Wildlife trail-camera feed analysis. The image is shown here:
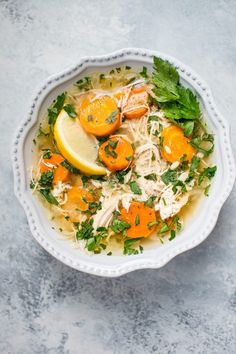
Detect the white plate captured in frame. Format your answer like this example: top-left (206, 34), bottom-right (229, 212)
top-left (11, 48), bottom-right (236, 277)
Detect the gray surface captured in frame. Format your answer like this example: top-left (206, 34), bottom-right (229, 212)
top-left (0, 0), bottom-right (236, 353)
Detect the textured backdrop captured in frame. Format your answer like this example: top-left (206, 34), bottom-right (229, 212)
top-left (0, 0), bottom-right (236, 353)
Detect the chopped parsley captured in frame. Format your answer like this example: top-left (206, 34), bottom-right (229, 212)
top-left (144, 196), bottom-right (157, 207)
top-left (64, 104), bottom-right (77, 118)
top-left (139, 66), bottom-right (148, 78)
top-left (135, 215), bottom-right (140, 226)
top-left (106, 109), bottom-right (119, 124)
top-left (61, 160), bottom-right (80, 174)
top-left (161, 169), bottom-right (177, 185)
top-left (144, 173), bottom-right (157, 181)
top-left (198, 166), bottom-right (217, 185)
top-left (48, 93), bottom-right (65, 125)
top-left (40, 189), bottom-right (58, 205)
top-left (129, 181), bottom-right (142, 195)
top-left (75, 77), bottom-right (92, 91)
top-left (39, 171), bottom-right (54, 187)
top-left (123, 237), bottom-right (143, 255)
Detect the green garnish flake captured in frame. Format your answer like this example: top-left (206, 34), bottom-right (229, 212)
top-left (106, 109), bottom-right (119, 124)
top-left (61, 160), bottom-right (80, 175)
top-left (108, 140), bottom-right (118, 149)
top-left (64, 104), bottom-right (77, 118)
top-left (144, 173), bottom-right (157, 181)
top-left (199, 166), bottom-right (217, 185)
top-left (126, 156), bottom-right (133, 161)
top-left (139, 66), bottom-right (148, 78)
top-left (144, 196), bottom-right (156, 207)
top-left (110, 218), bottom-right (130, 234)
top-left (161, 169), bottom-right (177, 185)
top-left (129, 181), bottom-right (142, 195)
top-left (135, 215), bottom-right (140, 226)
top-left (39, 171), bottom-right (54, 187)
top-left (123, 237), bottom-right (143, 256)
top-left (75, 77), bottom-right (92, 91)
top-left (48, 92), bottom-right (66, 125)
top-left (40, 189), bottom-right (58, 205)
top-left (148, 115), bottom-right (159, 122)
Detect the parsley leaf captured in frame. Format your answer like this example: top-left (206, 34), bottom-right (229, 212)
top-left (61, 160), bottom-right (80, 174)
top-left (152, 57), bottom-right (180, 102)
top-left (135, 215), bottom-right (140, 226)
top-left (64, 104), bottom-right (77, 118)
top-left (198, 166), bottom-right (217, 185)
top-left (39, 171), bottom-right (54, 187)
top-left (139, 66), bottom-right (148, 78)
top-left (123, 237), bottom-right (143, 255)
top-left (114, 169), bottom-right (130, 184)
top-left (190, 134), bottom-right (214, 156)
top-left (40, 189), bottom-right (58, 205)
top-left (75, 77), bottom-right (92, 91)
top-left (144, 173), bottom-right (157, 181)
top-left (129, 181), bottom-right (142, 195)
top-left (106, 109), bottom-right (119, 124)
top-left (144, 196), bottom-right (157, 207)
top-left (161, 169), bottom-right (177, 185)
top-left (110, 218), bottom-right (130, 234)
top-left (48, 93), bottom-right (65, 125)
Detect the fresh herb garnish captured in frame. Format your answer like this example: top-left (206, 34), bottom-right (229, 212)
top-left (110, 218), bottom-right (130, 235)
top-left (114, 169), bottom-right (130, 184)
top-left (75, 77), bottom-right (92, 91)
top-left (104, 144), bottom-right (117, 158)
top-left (64, 104), bottom-right (77, 118)
top-left (161, 169), bottom-right (177, 185)
top-left (42, 149), bottom-right (52, 159)
top-left (106, 109), bottom-right (119, 124)
top-left (129, 181), bottom-right (142, 195)
top-left (190, 134), bottom-right (214, 156)
top-left (148, 115), bottom-right (159, 122)
top-left (82, 175), bottom-right (89, 187)
top-left (123, 237), bottom-right (143, 255)
top-left (126, 156), bottom-right (133, 161)
top-left (126, 77), bottom-right (136, 85)
top-left (169, 229), bottom-right (176, 241)
top-left (108, 140), bottom-right (118, 149)
top-left (39, 171), bottom-right (54, 187)
top-left (135, 215), bottom-right (140, 226)
top-left (48, 93), bottom-right (65, 125)
top-left (139, 66), bottom-right (148, 78)
top-left (40, 189), bottom-right (58, 205)
top-left (60, 160), bottom-right (80, 174)
top-left (144, 196), bottom-right (157, 207)
top-left (198, 166), bottom-right (217, 185)
top-left (144, 173), bottom-right (157, 181)
top-left (147, 220), bottom-right (160, 228)
top-left (152, 57), bottom-right (200, 133)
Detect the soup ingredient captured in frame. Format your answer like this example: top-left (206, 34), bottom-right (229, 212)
top-left (120, 201), bottom-right (157, 238)
top-left (98, 136), bottom-right (134, 171)
top-left (48, 93), bottom-right (66, 125)
top-left (79, 95), bottom-right (120, 137)
top-left (161, 125), bottom-right (196, 163)
top-left (40, 153), bottom-right (70, 184)
top-left (152, 57), bottom-right (200, 136)
top-left (123, 86), bottom-right (148, 119)
top-left (54, 110), bottom-right (106, 175)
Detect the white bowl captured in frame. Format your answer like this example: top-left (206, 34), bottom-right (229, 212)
top-left (12, 48), bottom-right (235, 277)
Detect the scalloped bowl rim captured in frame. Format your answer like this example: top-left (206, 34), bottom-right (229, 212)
top-left (11, 48), bottom-right (236, 277)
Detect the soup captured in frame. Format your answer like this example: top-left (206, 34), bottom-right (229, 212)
top-left (30, 57), bottom-right (216, 256)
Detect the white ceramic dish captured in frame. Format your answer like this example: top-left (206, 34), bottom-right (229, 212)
top-left (12, 48), bottom-right (235, 277)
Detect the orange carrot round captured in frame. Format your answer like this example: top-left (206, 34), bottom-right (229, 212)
top-left (79, 95), bottom-right (121, 137)
top-left (98, 136), bottom-right (134, 171)
top-left (40, 153), bottom-right (70, 184)
top-left (62, 187), bottom-right (94, 222)
top-left (161, 125), bottom-right (196, 163)
top-left (120, 201), bottom-right (157, 238)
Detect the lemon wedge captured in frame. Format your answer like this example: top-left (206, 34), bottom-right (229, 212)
top-left (54, 110), bottom-right (107, 175)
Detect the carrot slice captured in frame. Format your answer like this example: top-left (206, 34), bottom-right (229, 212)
top-left (123, 86), bottom-right (148, 119)
top-left (62, 187), bottom-right (94, 222)
top-left (40, 153), bottom-right (70, 184)
top-left (120, 201), bottom-right (157, 238)
top-left (79, 95), bottom-right (121, 137)
top-left (98, 136), bottom-right (134, 171)
top-left (65, 187), bottom-right (94, 212)
top-left (161, 125), bottom-right (196, 163)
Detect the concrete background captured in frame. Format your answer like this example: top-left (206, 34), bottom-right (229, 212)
top-left (0, 0), bottom-right (236, 353)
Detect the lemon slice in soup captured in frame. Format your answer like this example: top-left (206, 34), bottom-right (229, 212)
top-left (54, 110), bottom-right (107, 175)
